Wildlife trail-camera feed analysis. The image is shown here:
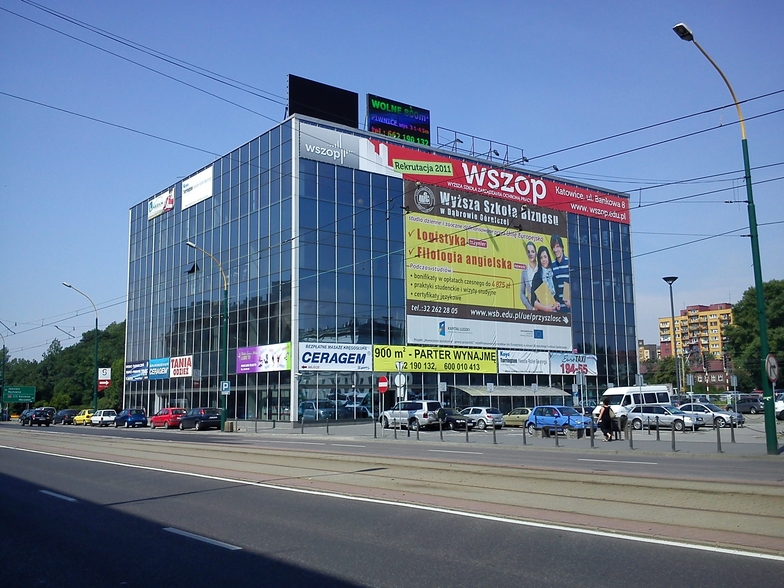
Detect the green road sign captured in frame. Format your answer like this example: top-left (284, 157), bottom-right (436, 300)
top-left (3, 386), bottom-right (36, 403)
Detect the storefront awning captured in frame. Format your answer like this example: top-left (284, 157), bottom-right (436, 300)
top-left (450, 385), bottom-right (570, 398)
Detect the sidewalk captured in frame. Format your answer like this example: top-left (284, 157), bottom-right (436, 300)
top-left (229, 414), bottom-right (784, 457)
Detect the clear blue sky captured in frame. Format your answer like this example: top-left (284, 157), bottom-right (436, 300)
top-left (1, 0), bottom-right (782, 362)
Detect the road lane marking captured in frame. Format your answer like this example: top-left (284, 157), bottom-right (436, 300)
top-left (332, 444), bottom-right (366, 448)
top-left (259, 440), bottom-right (326, 446)
top-left (164, 527), bottom-right (242, 550)
top-left (579, 458), bottom-right (659, 465)
top-left (428, 449), bottom-right (484, 455)
top-left (6, 445), bottom-right (782, 563)
top-left (39, 490), bottom-right (77, 502)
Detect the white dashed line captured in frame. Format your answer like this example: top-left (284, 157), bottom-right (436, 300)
top-left (164, 527), bottom-right (242, 550)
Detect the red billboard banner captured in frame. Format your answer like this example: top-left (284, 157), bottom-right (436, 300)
top-left (98, 379), bottom-right (111, 391)
top-left (371, 140), bottom-right (629, 224)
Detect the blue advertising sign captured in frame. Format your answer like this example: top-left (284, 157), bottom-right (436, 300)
top-left (125, 360), bottom-right (149, 382)
top-left (148, 357), bottom-right (170, 380)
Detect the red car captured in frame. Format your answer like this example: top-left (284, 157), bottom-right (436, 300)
top-left (149, 407), bottom-right (187, 429)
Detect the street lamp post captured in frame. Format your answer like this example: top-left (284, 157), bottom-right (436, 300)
top-left (0, 330), bottom-right (6, 420)
top-left (62, 282), bottom-right (99, 412)
top-left (662, 277), bottom-right (682, 396)
top-left (673, 23), bottom-right (777, 454)
top-left (187, 241), bottom-right (228, 432)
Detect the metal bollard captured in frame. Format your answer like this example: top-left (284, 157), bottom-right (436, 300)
top-left (407, 422), bottom-right (411, 437)
top-left (326, 418), bottom-right (330, 435)
top-left (492, 424), bottom-right (497, 445)
top-left (655, 416), bottom-right (660, 441)
top-left (647, 416), bottom-right (651, 435)
top-left (272, 419), bottom-right (276, 430)
top-left (439, 420), bottom-right (443, 442)
top-left (394, 418), bottom-right (397, 439)
top-left (554, 424), bottom-right (559, 447)
top-left (671, 423), bottom-right (676, 452)
top-left (416, 424), bottom-right (420, 441)
top-left (628, 422), bottom-right (634, 450)
top-left (301, 418), bottom-right (305, 434)
top-left (716, 422), bottom-right (723, 453)
top-left (466, 422), bottom-right (470, 443)
top-left (523, 423), bottom-right (528, 446)
top-left (730, 417), bottom-right (736, 443)
top-left (590, 418), bottom-right (595, 448)
top-left (374, 417), bottom-right (377, 439)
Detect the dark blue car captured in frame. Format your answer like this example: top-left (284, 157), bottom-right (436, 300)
top-left (526, 405), bottom-right (595, 436)
top-left (114, 408), bottom-right (148, 428)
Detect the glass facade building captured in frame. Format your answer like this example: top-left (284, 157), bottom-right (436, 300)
top-left (124, 116), bottom-right (637, 420)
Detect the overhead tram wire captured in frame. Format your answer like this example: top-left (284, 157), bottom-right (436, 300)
top-left (526, 88), bottom-right (784, 162)
top-left (19, 0), bottom-right (287, 105)
top-left (0, 6), bottom-right (280, 123)
top-left (8, 5), bottom-right (784, 205)
top-left (9, 3), bottom-right (784, 174)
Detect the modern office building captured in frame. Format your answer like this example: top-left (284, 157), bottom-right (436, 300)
top-left (124, 109), bottom-right (637, 421)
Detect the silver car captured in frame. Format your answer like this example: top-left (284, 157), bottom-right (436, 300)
top-left (678, 403), bottom-right (744, 428)
top-left (460, 407), bottom-right (505, 430)
top-left (627, 404), bottom-right (703, 431)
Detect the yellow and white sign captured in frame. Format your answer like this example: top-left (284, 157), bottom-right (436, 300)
top-left (373, 345), bottom-right (497, 373)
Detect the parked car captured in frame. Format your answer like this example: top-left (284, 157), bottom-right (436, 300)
top-left (678, 403), bottom-right (744, 428)
top-left (526, 405), bottom-right (595, 436)
top-left (298, 400), bottom-right (354, 421)
top-left (150, 407), bottom-right (187, 429)
top-left (380, 400), bottom-right (443, 431)
top-left (436, 407), bottom-right (474, 430)
top-left (503, 407), bottom-right (532, 427)
top-left (39, 407), bottom-right (56, 421)
top-left (179, 407), bottom-right (222, 430)
top-left (627, 405), bottom-right (703, 431)
top-left (53, 409), bottom-right (79, 425)
top-left (20, 408), bottom-right (52, 426)
top-left (774, 393), bottom-right (784, 420)
top-left (90, 409), bottom-right (117, 427)
top-left (726, 396), bottom-right (764, 414)
top-left (114, 408), bottom-right (147, 428)
top-left (460, 407), bottom-right (505, 430)
top-left (73, 409), bottom-right (94, 425)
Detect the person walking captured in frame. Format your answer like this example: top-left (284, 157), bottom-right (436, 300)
top-left (598, 397), bottom-right (613, 442)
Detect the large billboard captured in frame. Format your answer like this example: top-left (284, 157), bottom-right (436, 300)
top-left (236, 343), bottom-right (292, 373)
top-left (182, 166), bottom-right (213, 210)
top-left (298, 343), bottom-right (373, 371)
top-left (289, 74), bottom-right (359, 129)
top-left (404, 180), bottom-right (572, 350)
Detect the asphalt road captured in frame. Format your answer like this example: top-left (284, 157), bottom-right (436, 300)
top-left (2, 447), bottom-right (783, 588)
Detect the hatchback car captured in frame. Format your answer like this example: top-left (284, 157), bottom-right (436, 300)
top-left (526, 405), bottom-right (594, 435)
top-left (437, 407), bottom-right (474, 430)
top-left (18, 409), bottom-right (35, 425)
top-left (460, 407), bottom-right (504, 430)
top-left (53, 409), bottom-right (79, 425)
top-left (150, 407), bottom-right (187, 429)
top-left (627, 405), bottom-right (703, 431)
top-left (114, 408), bottom-right (147, 428)
top-left (73, 409), bottom-right (94, 425)
top-left (90, 409), bottom-right (117, 427)
top-left (21, 408), bottom-right (52, 427)
top-left (726, 396), bottom-right (764, 414)
top-left (503, 407), bottom-right (532, 427)
top-left (678, 403), bottom-right (744, 428)
top-left (179, 407), bottom-right (222, 430)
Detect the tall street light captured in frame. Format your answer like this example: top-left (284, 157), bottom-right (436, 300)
top-left (187, 241), bottom-right (228, 432)
top-left (662, 276), bottom-right (682, 396)
top-left (0, 330), bottom-right (6, 419)
top-left (62, 282), bottom-right (99, 412)
top-left (673, 23), bottom-right (777, 454)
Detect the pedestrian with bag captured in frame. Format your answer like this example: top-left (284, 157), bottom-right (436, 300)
top-left (598, 397), bottom-right (613, 442)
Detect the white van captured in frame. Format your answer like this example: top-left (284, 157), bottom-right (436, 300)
top-left (592, 385), bottom-right (673, 420)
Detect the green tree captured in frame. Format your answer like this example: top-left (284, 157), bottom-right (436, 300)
top-left (648, 356), bottom-right (677, 387)
top-left (724, 279), bottom-right (784, 391)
